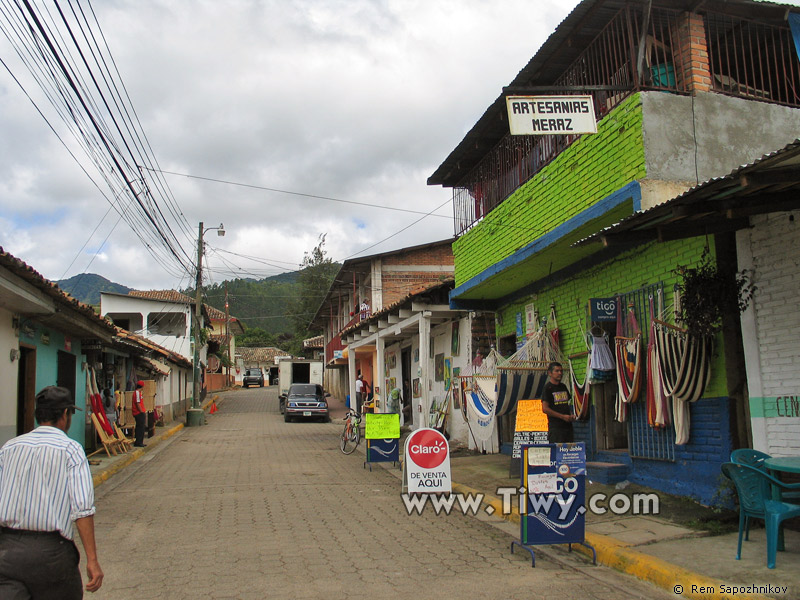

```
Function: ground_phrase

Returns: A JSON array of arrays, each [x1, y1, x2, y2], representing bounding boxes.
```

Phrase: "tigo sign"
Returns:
[[404, 428, 451, 493]]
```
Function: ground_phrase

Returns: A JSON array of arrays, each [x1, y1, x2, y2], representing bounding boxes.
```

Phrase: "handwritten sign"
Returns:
[[527, 472, 558, 494], [365, 413, 400, 440], [515, 400, 548, 432]]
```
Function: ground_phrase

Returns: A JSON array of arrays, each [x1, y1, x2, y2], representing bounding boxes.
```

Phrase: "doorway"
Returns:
[[16, 345, 36, 434], [592, 322, 627, 450], [401, 347, 412, 424], [57, 350, 77, 400]]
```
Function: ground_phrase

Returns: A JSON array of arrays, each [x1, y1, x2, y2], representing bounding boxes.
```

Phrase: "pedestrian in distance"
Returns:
[[133, 380, 147, 447], [0, 386, 104, 598], [355, 373, 365, 410], [540, 361, 577, 443]]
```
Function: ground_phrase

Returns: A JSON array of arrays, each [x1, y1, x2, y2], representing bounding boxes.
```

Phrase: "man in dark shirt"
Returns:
[[540, 362, 576, 443]]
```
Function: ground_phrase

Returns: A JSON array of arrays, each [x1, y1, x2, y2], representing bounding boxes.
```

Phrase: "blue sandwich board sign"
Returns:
[[511, 442, 595, 567]]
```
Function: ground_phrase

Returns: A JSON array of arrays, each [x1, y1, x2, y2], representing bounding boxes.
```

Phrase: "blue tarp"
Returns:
[[789, 13, 800, 62]]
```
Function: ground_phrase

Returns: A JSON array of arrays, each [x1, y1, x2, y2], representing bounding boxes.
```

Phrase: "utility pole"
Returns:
[[187, 222, 205, 427], [225, 281, 231, 384], [188, 221, 225, 427]]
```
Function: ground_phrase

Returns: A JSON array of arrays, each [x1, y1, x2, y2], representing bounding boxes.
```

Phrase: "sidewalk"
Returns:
[[87, 394, 219, 487], [442, 452, 799, 600]]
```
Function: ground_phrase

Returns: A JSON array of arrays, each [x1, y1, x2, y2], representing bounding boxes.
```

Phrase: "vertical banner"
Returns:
[[521, 443, 587, 546]]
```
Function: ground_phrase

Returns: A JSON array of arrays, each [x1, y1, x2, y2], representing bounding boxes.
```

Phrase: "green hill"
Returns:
[[56, 273, 131, 305]]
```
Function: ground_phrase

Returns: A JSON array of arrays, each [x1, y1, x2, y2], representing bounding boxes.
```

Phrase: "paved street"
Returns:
[[86, 387, 673, 599]]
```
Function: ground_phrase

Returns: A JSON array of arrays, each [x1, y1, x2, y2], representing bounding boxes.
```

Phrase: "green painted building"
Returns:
[[429, 0, 800, 504]]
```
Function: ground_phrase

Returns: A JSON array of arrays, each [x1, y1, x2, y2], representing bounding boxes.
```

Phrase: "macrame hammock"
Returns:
[[567, 315, 591, 421], [653, 319, 712, 445], [614, 302, 644, 423], [463, 307, 559, 442]]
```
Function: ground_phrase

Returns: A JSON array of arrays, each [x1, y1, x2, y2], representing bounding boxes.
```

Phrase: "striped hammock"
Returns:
[[653, 321, 712, 445]]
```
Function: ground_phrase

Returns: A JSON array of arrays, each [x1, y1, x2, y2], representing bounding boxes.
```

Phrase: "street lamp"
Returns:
[[187, 222, 225, 427]]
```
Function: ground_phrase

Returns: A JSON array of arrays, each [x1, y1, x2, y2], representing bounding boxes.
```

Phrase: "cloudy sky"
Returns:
[[0, 0, 581, 291], [2, 0, 799, 292]]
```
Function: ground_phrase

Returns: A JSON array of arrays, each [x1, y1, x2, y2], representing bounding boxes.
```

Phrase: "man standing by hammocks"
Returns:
[[0, 386, 103, 597], [541, 362, 576, 443], [133, 380, 147, 447]]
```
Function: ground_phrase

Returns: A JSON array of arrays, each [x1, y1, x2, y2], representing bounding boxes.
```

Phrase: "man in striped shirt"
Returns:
[[0, 386, 104, 598]]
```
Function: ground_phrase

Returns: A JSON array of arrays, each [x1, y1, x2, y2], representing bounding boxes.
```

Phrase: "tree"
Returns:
[[292, 234, 339, 340]]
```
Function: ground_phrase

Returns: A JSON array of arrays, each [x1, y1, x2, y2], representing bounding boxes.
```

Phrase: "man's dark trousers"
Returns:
[[134, 411, 146, 446], [0, 528, 83, 599]]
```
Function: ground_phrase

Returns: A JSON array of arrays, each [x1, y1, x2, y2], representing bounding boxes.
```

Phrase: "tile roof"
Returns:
[[114, 327, 192, 368], [128, 290, 194, 304], [0, 246, 116, 336], [303, 335, 324, 348], [235, 346, 289, 364]]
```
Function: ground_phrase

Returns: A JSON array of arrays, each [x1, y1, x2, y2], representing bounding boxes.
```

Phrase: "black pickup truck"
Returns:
[[242, 368, 264, 388]]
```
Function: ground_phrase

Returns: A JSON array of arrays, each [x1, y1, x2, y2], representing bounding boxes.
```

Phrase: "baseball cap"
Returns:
[[136, 380, 145, 388], [35, 386, 82, 411]]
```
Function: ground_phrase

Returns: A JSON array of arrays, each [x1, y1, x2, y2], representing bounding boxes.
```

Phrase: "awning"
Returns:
[[450, 182, 641, 310]]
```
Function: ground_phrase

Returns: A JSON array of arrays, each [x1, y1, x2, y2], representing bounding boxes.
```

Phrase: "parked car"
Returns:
[[242, 368, 264, 388], [280, 383, 330, 422]]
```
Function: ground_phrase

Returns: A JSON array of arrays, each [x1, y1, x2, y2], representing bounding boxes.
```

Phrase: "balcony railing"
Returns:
[[453, 6, 800, 236]]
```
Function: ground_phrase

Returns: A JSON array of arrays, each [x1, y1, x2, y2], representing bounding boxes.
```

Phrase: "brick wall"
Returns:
[[453, 94, 647, 286], [380, 244, 454, 307], [492, 239, 731, 504], [672, 12, 712, 92], [741, 211, 800, 456]]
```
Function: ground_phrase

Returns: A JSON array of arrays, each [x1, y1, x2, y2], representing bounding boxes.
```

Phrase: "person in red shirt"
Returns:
[[132, 380, 147, 447]]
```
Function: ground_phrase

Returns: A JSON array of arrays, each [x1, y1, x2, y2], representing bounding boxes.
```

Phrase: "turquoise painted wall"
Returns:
[[20, 322, 86, 446]]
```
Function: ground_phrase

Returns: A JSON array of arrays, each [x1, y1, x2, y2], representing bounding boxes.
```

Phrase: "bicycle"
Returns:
[[340, 409, 361, 454]]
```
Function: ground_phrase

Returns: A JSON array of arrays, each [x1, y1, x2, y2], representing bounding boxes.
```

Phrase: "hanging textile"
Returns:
[[589, 330, 615, 383], [548, 305, 560, 351], [88, 367, 115, 436], [465, 389, 496, 442], [494, 326, 556, 416], [569, 354, 591, 420], [653, 321, 712, 444], [614, 303, 643, 422], [646, 295, 670, 428]]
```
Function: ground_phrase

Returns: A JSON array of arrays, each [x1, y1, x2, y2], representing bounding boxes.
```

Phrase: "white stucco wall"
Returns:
[[738, 210, 800, 456], [0, 307, 19, 445]]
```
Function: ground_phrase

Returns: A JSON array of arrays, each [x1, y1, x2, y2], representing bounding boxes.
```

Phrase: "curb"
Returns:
[[92, 394, 221, 489], [449, 482, 772, 600]]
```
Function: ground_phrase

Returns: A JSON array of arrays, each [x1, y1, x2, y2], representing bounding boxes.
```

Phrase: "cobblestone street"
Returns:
[[86, 387, 672, 599]]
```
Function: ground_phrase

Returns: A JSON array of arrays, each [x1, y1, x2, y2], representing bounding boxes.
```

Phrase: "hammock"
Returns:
[[87, 367, 115, 437], [569, 354, 591, 420], [653, 321, 712, 444], [614, 303, 643, 422], [466, 390, 496, 442], [646, 296, 670, 428]]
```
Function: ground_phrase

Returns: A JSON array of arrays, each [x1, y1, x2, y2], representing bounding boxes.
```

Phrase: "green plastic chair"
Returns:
[[721, 462, 800, 568], [731, 449, 800, 502]]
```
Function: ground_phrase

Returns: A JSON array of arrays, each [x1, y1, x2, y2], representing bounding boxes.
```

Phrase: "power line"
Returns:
[[145, 167, 453, 220]]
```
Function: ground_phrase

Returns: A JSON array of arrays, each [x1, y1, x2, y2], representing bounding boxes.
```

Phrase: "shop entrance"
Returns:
[[592, 322, 627, 450], [16, 345, 36, 435]]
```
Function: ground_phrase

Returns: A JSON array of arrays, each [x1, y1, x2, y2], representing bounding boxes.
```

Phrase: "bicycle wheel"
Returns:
[[340, 422, 358, 454]]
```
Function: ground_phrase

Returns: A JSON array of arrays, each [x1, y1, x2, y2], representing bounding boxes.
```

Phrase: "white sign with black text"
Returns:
[[506, 95, 597, 136]]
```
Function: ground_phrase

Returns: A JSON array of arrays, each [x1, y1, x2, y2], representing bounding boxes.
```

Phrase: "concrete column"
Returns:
[[737, 229, 765, 451], [375, 336, 385, 413], [347, 345, 357, 412], [418, 312, 431, 430]]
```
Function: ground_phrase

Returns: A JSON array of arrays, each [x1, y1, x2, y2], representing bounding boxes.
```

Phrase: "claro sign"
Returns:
[[404, 428, 452, 493]]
